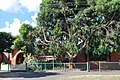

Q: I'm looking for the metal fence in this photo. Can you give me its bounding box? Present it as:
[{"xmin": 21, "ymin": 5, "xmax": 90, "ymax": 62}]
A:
[
  {"xmin": 99, "ymin": 62, "xmax": 120, "ymax": 72},
  {"xmin": 27, "ymin": 62, "xmax": 88, "ymax": 72},
  {"xmin": 1, "ymin": 62, "xmax": 120, "ymax": 72}
]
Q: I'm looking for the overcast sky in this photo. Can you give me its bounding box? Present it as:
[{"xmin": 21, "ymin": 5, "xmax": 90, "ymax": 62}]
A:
[{"xmin": 0, "ymin": 0, "xmax": 42, "ymax": 36}]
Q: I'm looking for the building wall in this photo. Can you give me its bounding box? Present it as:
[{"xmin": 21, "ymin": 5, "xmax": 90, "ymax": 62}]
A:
[
  {"xmin": 73, "ymin": 54, "xmax": 86, "ymax": 62},
  {"xmin": 12, "ymin": 48, "xmax": 18, "ymax": 58},
  {"xmin": 0, "ymin": 54, "xmax": 2, "ymax": 62},
  {"xmin": 110, "ymin": 52, "xmax": 120, "ymax": 62},
  {"xmin": 73, "ymin": 52, "xmax": 120, "ymax": 70}
]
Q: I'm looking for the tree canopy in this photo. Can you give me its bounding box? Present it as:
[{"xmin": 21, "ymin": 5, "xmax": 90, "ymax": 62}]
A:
[
  {"xmin": 35, "ymin": 0, "xmax": 120, "ymax": 61},
  {"xmin": 0, "ymin": 32, "xmax": 14, "ymax": 53},
  {"xmin": 14, "ymin": 23, "xmax": 35, "ymax": 54}
]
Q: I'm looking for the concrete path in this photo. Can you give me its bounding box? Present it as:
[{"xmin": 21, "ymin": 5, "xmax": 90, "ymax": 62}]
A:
[{"xmin": 0, "ymin": 71, "xmax": 120, "ymax": 80}]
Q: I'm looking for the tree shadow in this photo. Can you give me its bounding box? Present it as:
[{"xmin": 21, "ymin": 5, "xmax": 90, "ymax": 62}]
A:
[{"xmin": 0, "ymin": 71, "xmax": 61, "ymax": 78}]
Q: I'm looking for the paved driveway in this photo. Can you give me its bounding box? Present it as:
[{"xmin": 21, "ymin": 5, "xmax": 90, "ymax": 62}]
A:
[{"xmin": 0, "ymin": 71, "xmax": 120, "ymax": 80}]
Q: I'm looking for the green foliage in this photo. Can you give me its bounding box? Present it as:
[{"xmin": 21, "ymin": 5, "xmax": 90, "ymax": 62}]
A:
[
  {"xmin": 0, "ymin": 32, "xmax": 14, "ymax": 53},
  {"xmin": 14, "ymin": 23, "xmax": 35, "ymax": 54},
  {"xmin": 36, "ymin": 0, "xmax": 88, "ymax": 58},
  {"xmin": 19, "ymin": 23, "xmax": 34, "ymax": 39},
  {"xmin": 14, "ymin": 36, "xmax": 24, "ymax": 50},
  {"xmin": 79, "ymin": 0, "xmax": 120, "ymax": 58},
  {"xmin": 35, "ymin": 0, "xmax": 120, "ymax": 61}
]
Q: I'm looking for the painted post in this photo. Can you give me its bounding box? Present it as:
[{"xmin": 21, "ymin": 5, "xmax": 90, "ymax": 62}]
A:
[
  {"xmin": 53, "ymin": 61, "xmax": 54, "ymax": 70},
  {"xmin": 87, "ymin": 62, "xmax": 88, "ymax": 72},
  {"xmin": 45, "ymin": 63, "xmax": 46, "ymax": 71},
  {"xmin": 87, "ymin": 62, "xmax": 90, "ymax": 72},
  {"xmin": 63, "ymin": 63, "xmax": 65, "ymax": 71},
  {"xmin": 99, "ymin": 61, "xmax": 101, "ymax": 72}
]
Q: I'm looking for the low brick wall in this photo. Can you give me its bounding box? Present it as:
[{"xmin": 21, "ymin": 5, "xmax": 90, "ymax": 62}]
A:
[
  {"xmin": 111, "ymin": 52, "xmax": 120, "ymax": 62},
  {"xmin": 100, "ymin": 62, "xmax": 120, "ymax": 70},
  {"xmin": 90, "ymin": 61, "xmax": 99, "ymax": 69}
]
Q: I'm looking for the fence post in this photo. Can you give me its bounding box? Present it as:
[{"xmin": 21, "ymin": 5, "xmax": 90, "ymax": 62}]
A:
[
  {"xmin": 41, "ymin": 63, "xmax": 42, "ymax": 71},
  {"xmin": 99, "ymin": 61, "xmax": 101, "ymax": 72},
  {"xmin": 26, "ymin": 63, "xmax": 27, "ymax": 71},
  {"xmin": 45, "ymin": 63, "xmax": 46, "ymax": 71},
  {"xmin": 64, "ymin": 63, "xmax": 66, "ymax": 71},
  {"xmin": 8, "ymin": 63, "xmax": 9, "ymax": 72},
  {"xmin": 87, "ymin": 62, "xmax": 90, "ymax": 72},
  {"xmin": 53, "ymin": 62, "xmax": 54, "ymax": 70}
]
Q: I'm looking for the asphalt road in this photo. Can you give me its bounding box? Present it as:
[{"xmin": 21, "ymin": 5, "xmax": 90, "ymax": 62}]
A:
[{"xmin": 0, "ymin": 71, "xmax": 120, "ymax": 80}]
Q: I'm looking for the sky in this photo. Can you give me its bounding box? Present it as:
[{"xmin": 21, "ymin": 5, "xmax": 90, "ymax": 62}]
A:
[{"xmin": 0, "ymin": 0, "xmax": 42, "ymax": 36}]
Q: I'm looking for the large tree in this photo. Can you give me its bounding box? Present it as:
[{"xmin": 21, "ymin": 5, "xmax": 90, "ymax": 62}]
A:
[
  {"xmin": 35, "ymin": 0, "xmax": 120, "ymax": 62},
  {"xmin": 36, "ymin": 0, "xmax": 89, "ymax": 62},
  {"xmin": 0, "ymin": 32, "xmax": 14, "ymax": 53}
]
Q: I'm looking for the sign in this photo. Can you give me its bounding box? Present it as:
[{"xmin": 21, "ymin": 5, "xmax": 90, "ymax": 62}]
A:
[{"xmin": 38, "ymin": 56, "xmax": 56, "ymax": 60}]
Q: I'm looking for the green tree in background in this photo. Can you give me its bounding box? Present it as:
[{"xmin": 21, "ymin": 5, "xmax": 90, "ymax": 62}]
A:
[
  {"xmin": 14, "ymin": 23, "xmax": 35, "ymax": 54},
  {"xmin": 0, "ymin": 32, "xmax": 14, "ymax": 53}
]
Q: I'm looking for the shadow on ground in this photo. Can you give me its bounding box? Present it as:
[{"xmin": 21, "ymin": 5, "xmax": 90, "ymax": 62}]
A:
[{"xmin": 0, "ymin": 71, "xmax": 60, "ymax": 78}]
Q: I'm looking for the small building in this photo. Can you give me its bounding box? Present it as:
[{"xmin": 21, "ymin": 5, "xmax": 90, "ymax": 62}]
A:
[{"xmin": 0, "ymin": 48, "xmax": 25, "ymax": 65}]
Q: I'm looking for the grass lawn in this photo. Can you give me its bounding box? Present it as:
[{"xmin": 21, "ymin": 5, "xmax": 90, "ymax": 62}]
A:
[{"xmin": 57, "ymin": 75, "xmax": 120, "ymax": 80}]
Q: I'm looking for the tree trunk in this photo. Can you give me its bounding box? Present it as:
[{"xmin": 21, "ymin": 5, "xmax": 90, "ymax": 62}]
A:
[{"xmin": 68, "ymin": 57, "xmax": 73, "ymax": 69}]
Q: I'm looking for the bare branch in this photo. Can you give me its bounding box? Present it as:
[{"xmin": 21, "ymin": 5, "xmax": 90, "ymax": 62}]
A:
[
  {"xmin": 42, "ymin": 30, "xmax": 52, "ymax": 43},
  {"xmin": 59, "ymin": 45, "xmax": 72, "ymax": 57},
  {"xmin": 61, "ymin": 31, "xmax": 69, "ymax": 35},
  {"xmin": 41, "ymin": 26, "xmax": 53, "ymax": 43},
  {"xmin": 105, "ymin": 12, "xmax": 116, "ymax": 27},
  {"xmin": 79, "ymin": 39, "xmax": 89, "ymax": 51},
  {"xmin": 79, "ymin": 29, "xmax": 96, "ymax": 51},
  {"xmin": 66, "ymin": 51, "xmax": 72, "ymax": 57},
  {"xmin": 73, "ymin": 54, "xmax": 77, "ymax": 58},
  {"xmin": 39, "ymin": 38, "xmax": 49, "ymax": 45}
]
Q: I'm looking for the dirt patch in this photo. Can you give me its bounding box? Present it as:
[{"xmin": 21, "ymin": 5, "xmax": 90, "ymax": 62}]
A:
[{"xmin": 57, "ymin": 75, "xmax": 120, "ymax": 80}]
